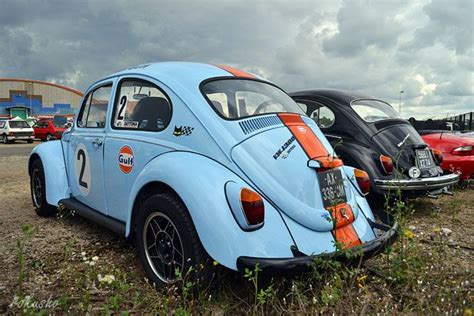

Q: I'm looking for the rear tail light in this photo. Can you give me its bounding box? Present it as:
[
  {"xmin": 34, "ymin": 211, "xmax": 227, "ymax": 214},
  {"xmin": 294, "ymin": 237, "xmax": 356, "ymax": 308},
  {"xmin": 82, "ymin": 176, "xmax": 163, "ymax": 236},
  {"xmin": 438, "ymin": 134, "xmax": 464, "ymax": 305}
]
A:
[
  {"xmin": 431, "ymin": 148, "xmax": 443, "ymax": 163},
  {"xmin": 452, "ymin": 145, "xmax": 472, "ymax": 156},
  {"xmin": 240, "ymin": 188, "xmax": 264, "ymax": 225},
  {"xmin": 379, "ymin": 155, "xmax": 393, "ymax": 174},
  {"xmin": 354, "ymin": 169, "xmax": 370, "ymax": 196}
]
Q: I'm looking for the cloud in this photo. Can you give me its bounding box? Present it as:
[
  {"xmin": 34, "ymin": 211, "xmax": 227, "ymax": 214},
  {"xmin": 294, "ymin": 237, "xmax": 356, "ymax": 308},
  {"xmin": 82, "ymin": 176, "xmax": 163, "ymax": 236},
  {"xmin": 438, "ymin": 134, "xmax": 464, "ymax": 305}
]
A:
[{"xmin": 0, "ymin": 0, "xmax": 472, "ymax": 119}]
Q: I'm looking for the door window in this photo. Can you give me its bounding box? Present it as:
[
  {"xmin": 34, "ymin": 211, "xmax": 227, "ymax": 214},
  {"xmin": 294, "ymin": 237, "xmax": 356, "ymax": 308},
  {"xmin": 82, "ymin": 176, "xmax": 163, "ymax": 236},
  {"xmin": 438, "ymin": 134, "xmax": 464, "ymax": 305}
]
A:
[
  {"xmin": 112, "ymin": 79, "xmax": 172, "ymax": 131},
  {"xmin": 77, "ymin": 85, "xmax": 112, "ymax": 128}
]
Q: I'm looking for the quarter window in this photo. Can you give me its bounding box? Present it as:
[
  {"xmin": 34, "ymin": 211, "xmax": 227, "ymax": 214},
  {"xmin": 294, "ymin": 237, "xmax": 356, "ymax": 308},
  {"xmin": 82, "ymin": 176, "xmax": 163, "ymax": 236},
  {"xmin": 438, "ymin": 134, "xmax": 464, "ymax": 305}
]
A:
[
  {"xmin": 77, "ymin": 85, "xmax": 112, "ymax": 128},
  {"xmin": 309, "ymin": 106, "xmax": 335, "ymax": 129},
  {"xmin": 296, "ymin": 100, "xmax": 336, "ymax": 129},
  {"xmin": 113, "ymin": 80, "xmax": 172, "ymax": 131},
  {"xmin": 0, "ymin": 121, "xmax": 5, "ymax": 128}
]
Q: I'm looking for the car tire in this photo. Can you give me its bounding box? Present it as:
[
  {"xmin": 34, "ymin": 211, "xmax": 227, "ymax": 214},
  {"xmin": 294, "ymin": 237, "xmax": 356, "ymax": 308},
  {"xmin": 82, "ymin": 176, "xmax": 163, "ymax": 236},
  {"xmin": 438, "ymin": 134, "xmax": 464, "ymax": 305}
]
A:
[
  {"xmin": 30, "ymin": 159, "xmax": 56, "ymax": 217},
  {"xmin": 2, "ymin": 134, "xmax": 10, "ymax": 144},
  {"xmin": 27, "ymin": 139, "xmax": 34, "ymax": 143},
  {"xmin": 136, "ymin": 193, "xmax": 212, "ymax": 289},
  {"xmin": 46, "ymin": 133, "xmax": 52, "ymax": 141}
]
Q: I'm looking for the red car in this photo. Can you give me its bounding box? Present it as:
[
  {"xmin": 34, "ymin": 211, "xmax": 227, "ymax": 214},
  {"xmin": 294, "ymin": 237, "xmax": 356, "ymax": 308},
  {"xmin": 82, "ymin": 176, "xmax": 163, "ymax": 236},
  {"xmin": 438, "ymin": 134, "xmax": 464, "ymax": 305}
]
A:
[
  {"xmin": 421, "ymin": 131, "xmax": 474, "ymax": 180},
  {"xmin": 33, "ymin": 117, "xmax": 67, "ymax": 141}
]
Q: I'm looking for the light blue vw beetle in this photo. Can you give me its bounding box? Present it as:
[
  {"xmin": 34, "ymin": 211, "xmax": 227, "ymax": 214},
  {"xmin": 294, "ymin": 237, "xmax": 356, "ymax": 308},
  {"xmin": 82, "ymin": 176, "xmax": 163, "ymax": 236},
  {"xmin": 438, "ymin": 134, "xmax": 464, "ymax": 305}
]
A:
[{"xmin": 28, "ymin": 62, "xmax": 397, "ymax": 287}]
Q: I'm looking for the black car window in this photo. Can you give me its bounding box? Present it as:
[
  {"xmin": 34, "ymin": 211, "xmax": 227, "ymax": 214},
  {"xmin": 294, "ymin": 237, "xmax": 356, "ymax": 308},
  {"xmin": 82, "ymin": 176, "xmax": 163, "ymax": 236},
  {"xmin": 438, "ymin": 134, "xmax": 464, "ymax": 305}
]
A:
[
  {"xmin": 351, "ymin": 99, "xmax": 401, "ymax": 123},
  {"xmin": 295, "ymin": 99, "xmax": 335, "ymax": 129},
  {"xmin": 112, "ymin": 79, "xmax": 172, "ymax": 131},
  {"xmin": 77, "ymin": 84, "xmax": 112, "ymax": 128}
]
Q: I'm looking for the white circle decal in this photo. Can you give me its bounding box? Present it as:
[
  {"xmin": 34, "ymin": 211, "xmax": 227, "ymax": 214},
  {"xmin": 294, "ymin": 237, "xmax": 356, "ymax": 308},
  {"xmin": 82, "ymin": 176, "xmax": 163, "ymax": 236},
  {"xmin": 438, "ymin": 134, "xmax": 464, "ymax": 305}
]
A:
[{"xmin": 74, "ymin": 143, "xmax": 91, "ymax": 196}]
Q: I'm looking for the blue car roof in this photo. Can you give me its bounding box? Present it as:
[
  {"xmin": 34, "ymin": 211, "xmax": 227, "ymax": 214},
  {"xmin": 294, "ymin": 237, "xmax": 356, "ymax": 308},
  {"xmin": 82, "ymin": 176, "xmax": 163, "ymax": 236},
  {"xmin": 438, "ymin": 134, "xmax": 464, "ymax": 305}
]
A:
[{"xmin": 90, "ymin": 62, "xmax": 255, "ymax": 93}]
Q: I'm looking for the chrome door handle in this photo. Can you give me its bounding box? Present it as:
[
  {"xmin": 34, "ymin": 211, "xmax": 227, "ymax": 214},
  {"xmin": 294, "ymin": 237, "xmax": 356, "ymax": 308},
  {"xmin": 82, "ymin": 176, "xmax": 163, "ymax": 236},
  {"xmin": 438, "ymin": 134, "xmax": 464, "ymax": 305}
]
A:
[{"xmin": 92, "ymin": 138, "xmax": 103, "ymax": 147}]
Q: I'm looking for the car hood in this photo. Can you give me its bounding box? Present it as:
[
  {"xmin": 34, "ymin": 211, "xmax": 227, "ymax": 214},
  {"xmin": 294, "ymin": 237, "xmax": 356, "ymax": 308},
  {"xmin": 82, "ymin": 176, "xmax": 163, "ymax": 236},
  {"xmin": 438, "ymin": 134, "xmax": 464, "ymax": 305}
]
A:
[{"xmin": 231, "ymin": 114, "xmax": 359, "ymax": 233}]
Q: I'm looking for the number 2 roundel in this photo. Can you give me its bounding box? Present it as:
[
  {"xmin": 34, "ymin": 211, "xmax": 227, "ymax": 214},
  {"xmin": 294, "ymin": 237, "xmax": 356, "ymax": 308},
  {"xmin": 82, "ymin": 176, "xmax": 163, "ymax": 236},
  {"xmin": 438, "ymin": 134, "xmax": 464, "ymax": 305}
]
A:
[
  {"xmin": 118, "ymin": 145, "xmax": 134, "ymax": 174},
  {"xmin": 74, "ymin": 143, "xmax": 91, "ymax": 196}
]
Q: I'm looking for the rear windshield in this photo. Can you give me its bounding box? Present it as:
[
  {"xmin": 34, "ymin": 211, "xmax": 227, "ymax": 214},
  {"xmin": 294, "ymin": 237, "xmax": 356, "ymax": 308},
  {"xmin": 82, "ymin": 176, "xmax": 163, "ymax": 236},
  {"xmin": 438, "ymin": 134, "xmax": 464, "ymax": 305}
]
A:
[
  {"xmin": 9, "ymin": 121, "xmax": 30, "ymax": 128},
  {"xmin": 201, "ymin": 79, "xmax": 305, "ymax": 119},
  {"xmin": 351, "ymin": 99, "xmax": 401, "ymax": 123}
]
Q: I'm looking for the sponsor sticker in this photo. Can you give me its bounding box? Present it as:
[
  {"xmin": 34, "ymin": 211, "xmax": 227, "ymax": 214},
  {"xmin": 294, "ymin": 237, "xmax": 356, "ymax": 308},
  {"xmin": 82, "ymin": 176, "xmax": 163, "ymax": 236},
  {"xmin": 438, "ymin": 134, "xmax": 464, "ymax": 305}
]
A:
[{"xmin": 118, "ymin": 145, "xmax": 134, "ymax": 174}]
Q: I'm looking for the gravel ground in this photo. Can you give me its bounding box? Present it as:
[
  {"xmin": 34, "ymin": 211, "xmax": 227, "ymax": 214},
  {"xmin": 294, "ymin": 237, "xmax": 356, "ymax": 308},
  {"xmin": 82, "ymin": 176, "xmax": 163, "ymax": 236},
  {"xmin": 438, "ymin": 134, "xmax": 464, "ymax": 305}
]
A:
[{"xmin": 0, "ymin": 155, "xmax": 472, "ymax": 314}]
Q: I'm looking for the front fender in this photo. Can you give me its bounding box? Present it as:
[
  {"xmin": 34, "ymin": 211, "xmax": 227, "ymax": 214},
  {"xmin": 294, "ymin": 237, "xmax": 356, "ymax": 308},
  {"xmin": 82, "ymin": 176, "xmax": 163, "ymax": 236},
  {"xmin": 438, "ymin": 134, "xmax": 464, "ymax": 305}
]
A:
[
  {"xmin": 126, "ymin": 151, "xmax": 295, "ymax": 270},
  {"xmin": 29, "ymin": 141, "xmax": 69, "ymax": 206}
]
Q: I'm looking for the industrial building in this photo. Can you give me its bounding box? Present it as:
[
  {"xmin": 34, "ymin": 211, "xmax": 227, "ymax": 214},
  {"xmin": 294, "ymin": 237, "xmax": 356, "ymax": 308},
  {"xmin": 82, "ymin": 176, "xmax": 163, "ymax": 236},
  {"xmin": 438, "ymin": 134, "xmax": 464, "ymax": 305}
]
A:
[{"xmin": 0, "ymin": 78, "xmax": 83, "ymax": 120}]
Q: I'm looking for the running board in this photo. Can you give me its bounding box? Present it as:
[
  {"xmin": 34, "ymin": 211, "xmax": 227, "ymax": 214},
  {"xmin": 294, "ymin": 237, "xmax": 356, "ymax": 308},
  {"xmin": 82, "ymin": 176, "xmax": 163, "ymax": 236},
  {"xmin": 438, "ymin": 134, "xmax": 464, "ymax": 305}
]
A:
[{"xmin": 58, "ymin": 198, "xmax": 126, "ymax": 236}]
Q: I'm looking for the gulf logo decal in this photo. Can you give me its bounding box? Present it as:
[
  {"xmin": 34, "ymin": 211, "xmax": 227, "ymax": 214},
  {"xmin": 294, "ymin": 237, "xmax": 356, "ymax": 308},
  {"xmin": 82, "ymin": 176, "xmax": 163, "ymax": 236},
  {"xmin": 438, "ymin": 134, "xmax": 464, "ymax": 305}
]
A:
[{"xmin": 118, "ymin": 145, "xmax": 134, "ymax": 174}]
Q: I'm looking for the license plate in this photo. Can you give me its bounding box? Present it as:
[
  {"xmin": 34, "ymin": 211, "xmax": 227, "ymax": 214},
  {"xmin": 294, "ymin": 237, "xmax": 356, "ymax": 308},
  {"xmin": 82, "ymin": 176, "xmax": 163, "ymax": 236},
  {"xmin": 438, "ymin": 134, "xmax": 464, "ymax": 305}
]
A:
[
  {"xmin": 416, "ymin": 149, "xmax": 433, "ymax": 169},
  {"xmin": 317, "ymin": 169, "xmax": 347, "ymax": 208}
]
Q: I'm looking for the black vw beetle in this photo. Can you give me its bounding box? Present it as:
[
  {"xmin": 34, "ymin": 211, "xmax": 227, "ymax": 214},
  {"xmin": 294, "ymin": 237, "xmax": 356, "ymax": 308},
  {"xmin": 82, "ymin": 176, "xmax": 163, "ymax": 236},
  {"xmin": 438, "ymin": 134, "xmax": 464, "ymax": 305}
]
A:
[{"xmin": 290, "ymin": 90, "xmax": 459, "ymax": 199}]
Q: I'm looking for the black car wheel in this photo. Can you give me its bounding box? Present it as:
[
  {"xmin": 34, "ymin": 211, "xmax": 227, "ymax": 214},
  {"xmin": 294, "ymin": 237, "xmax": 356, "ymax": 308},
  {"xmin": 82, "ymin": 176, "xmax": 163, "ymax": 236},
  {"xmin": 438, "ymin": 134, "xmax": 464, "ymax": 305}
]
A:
[
  {"xmin": 46, "ymin": 133, "xmax": 53, "ymax": 141},
  {"xmin": 27, "ymin": 139, "xmax": 34, "ymax": 143},
  {"xmin": 2, "ymin": 134, "xmax": 9, "ymax": 144},
  {"xmin": 136, "ymin": 193, "xmax": 212, "ymax": 288},
  {"xmin": 30, "ymin": 159, "xmax": 56, "ymax": 216}
]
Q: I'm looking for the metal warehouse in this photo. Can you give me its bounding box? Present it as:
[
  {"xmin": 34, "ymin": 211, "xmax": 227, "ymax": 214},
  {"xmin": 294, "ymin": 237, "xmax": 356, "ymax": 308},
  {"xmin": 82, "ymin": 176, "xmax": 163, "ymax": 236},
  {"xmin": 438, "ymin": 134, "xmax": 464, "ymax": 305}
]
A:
[{"xmin": 0, "ymin": 78, "xmax": 83, "ymax": 120}]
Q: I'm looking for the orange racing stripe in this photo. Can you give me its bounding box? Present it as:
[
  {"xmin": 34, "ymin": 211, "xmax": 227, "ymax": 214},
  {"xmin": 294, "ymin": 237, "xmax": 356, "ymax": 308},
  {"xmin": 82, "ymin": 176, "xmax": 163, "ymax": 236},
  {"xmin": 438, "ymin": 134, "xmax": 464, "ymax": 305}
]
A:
[
  {"xmin": 278, "ymin": 113, "xmax": 361, "ymax": 249},
  {"xmin": 217, "ymin": 65, "xmax": 255, "ymax": 78}
]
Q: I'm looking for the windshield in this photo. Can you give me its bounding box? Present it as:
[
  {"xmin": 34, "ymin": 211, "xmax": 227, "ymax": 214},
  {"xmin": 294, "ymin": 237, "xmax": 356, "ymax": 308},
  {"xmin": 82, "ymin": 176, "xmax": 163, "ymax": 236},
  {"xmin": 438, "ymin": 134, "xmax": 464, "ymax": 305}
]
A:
[
  {"xmin": 9, "ymin": 121, "xmax": 30, "ymax": 128},
  {"xmin": 201, "ymin": 79, "xmax": 305, "ymax": 119},
  {"xmin": 351, "ymin": 99, "xmax": 401, "ymax": 123}
]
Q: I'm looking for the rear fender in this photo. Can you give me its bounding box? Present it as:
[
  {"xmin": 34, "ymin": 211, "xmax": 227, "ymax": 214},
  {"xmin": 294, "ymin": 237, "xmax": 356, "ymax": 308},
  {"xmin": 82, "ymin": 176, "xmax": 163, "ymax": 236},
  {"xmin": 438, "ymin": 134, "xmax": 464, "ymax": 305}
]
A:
[
  {"xmin": 28, "ymin": 141, "xmax": 69, "ymax": 206},
  {"xmin": 127, "ymin": 151, "xmax": 295, "ymax": 270}
]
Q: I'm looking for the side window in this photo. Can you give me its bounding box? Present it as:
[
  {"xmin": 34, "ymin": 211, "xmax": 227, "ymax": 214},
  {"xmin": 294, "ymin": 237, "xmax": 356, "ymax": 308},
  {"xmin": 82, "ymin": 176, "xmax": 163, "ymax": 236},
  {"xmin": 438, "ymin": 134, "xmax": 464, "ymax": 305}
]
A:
[
  {"xmin": 77, "ymin": 85, "xmax": 112, "ymax": 128},
  {"xmin": 296, "ymin": 100, "xmax": 336, "ymax": 129},
  {"xmin": 0, "ymin": 121, "xmax": 5, "ymax": 128},
  {"xmin": 113, "ymin": 79, "xmax": 172, "ymax": 131}
]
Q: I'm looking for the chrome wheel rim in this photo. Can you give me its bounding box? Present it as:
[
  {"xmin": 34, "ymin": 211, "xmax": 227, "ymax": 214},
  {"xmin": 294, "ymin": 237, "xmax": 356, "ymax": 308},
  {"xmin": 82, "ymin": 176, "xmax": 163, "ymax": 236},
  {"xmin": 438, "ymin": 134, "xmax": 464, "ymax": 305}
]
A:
[
  {"xmin": 32, "ymin": 169, "xmax": 42, "ymax": 207},
  {"xmin": 2, "ymin": 135, "xmax": 7, "ymax": 143},
  {"xmin": 143, "ymin": 212, "xmax": 184, "ymax": 283},
  {"xmin": 46, "ymin": 134, "xmax": 52, "ymax": 141}
]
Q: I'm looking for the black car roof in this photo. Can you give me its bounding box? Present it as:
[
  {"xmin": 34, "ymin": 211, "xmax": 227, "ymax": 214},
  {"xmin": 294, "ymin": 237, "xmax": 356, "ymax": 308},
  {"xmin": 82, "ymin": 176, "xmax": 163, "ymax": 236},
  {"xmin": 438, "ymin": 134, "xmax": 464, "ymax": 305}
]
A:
[{"xmin": 289, "ymin": 89, "xmax": 374, "ymax": 106}]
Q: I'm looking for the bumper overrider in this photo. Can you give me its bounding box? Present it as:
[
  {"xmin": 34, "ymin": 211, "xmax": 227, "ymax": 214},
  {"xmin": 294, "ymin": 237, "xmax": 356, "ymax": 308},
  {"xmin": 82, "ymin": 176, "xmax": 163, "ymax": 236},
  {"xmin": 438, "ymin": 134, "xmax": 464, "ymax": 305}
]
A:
[
  {"xmin": 374, "ymin": 172, "xmax": 459, "ymax": 191},
  {"xmin": 236, "ymin": 214, "xmax": 398, "ymax": 273}
]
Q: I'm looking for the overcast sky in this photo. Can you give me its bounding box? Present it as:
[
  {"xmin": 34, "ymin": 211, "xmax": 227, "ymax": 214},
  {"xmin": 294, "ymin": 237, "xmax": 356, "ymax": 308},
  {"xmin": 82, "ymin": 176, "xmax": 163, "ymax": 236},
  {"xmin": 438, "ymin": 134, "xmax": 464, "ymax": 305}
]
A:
[{"xmin": 0, "ymin": 0, "xmax": 472, "ymax": 119}]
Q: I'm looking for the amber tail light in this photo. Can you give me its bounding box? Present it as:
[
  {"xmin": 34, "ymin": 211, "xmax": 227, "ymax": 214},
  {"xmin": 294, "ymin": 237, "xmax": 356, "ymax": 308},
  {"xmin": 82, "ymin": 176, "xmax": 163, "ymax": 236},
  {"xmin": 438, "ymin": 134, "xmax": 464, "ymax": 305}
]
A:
[
  {"xmin": 379, "ymin": 155, "xmax": 394, "ymax": 174},
  {"xmin": 240, "ymin": 188, "xmax": 264, "ymax": 225},
  {"xmin": 431, "ymin": 148, "xmax": 444, "ymax": 163},
  {"xmin": 354, "ymin": 169, "xmax": 370, "ymax": 196},
  {"xmin": 452, "ymin": 145, "xmax": 472, "ymax": 156}
]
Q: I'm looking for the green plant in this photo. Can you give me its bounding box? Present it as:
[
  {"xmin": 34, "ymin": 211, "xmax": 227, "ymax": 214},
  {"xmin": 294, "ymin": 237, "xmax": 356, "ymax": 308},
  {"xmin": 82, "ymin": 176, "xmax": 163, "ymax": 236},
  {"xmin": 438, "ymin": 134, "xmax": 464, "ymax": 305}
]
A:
[
  {"xmin": 16, "ymin": 224, "xmax": 37, "ymax": 294},
  {"xmin": 244, "ymin": 264, "xmax": 274, "ymax": 308}
]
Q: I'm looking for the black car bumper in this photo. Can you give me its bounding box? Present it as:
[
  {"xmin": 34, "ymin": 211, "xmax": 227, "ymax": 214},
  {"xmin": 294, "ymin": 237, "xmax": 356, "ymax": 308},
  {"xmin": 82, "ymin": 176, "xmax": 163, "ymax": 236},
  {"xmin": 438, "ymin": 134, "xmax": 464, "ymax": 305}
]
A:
[
  {"xmin": 236, "ymin": 216, "xmax": 398, "ymax": 273},
  {"xmin": 374, "ymin": 173, "xmax": 459, "ymax": 192}
]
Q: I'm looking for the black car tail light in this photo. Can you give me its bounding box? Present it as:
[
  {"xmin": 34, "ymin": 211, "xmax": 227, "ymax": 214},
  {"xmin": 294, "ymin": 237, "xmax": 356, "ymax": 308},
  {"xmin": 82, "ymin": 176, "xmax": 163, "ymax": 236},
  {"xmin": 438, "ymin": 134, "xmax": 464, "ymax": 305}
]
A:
[
  {"xmin": 431, "ymin": 148, "xmax": 444, "ymax": 163},
  {"xmin": 379, "ymin": 155, "xmax": 394, "ymax": 174}
]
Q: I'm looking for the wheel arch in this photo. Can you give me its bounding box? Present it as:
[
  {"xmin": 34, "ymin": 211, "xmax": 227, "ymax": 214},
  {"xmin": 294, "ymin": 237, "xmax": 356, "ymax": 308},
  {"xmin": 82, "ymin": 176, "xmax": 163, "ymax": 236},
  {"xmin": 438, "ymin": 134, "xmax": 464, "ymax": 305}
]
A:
[
  {"xmin": 28, "ymin": 141, "xmax": 69, "ymax": 206},
  {"xmin": 129, "ymin": 181, "xmax": 183, "ymax": 238}
]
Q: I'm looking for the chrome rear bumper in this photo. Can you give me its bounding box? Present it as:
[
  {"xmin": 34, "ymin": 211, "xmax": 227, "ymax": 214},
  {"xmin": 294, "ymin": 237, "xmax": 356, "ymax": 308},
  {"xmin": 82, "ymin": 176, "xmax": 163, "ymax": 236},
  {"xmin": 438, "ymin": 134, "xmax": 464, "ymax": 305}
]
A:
[{"xmin": 375, "ymin": 173, "xmax": 459, "ymax": 191}]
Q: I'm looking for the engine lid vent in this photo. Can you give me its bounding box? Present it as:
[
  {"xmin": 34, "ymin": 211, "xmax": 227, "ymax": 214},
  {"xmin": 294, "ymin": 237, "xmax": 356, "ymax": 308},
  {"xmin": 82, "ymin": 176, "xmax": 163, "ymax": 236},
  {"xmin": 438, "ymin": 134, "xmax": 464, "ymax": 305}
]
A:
[{"xmin": 239, "ymin": 115, "xmax": 282, "ymax": 135}]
